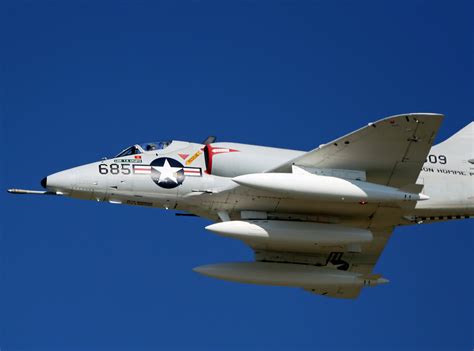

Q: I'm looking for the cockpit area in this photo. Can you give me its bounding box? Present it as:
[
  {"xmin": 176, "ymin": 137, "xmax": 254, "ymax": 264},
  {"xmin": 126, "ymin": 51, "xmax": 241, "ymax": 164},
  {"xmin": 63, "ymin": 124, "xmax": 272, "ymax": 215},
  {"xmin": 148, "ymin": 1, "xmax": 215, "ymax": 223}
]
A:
[{"xmin": 114, "ymin": 141, "xmax": 171, "ymax": 158}]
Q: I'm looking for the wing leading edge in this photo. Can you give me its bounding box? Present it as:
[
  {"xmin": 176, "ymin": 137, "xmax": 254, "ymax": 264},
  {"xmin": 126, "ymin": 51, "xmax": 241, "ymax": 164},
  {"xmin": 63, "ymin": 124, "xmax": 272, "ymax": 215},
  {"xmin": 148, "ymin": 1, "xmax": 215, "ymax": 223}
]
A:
[{"xmin": 270, "ymin": 113, "xmax": 444, "ymax": 188}]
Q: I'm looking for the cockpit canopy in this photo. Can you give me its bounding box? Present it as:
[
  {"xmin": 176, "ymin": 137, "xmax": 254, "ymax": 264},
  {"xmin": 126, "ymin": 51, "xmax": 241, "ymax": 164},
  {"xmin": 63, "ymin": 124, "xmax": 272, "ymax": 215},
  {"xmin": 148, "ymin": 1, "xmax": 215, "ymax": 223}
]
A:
[{"xmin": 114, "ymin": 141, "xmax": 171, "ymax": 158}]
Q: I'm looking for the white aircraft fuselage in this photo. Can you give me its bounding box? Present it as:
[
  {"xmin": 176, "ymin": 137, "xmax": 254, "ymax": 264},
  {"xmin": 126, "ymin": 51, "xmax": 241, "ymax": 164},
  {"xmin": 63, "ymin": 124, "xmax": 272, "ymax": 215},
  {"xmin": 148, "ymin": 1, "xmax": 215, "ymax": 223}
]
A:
[{"xmin": 9, "ymin": 113, "xmax": 474, "ymax": 298}]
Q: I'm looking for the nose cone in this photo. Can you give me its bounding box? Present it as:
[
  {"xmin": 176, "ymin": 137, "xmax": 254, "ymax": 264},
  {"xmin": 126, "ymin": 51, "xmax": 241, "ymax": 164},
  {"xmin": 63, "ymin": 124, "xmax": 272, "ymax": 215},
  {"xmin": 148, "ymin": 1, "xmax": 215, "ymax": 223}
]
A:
[
  {"xmin": 43, "ymin": 162, "xmax": 102, "ymax": 197},
  {"xmin": 45, "ymin": 169, "xmax": 76, "ymax": 193}
]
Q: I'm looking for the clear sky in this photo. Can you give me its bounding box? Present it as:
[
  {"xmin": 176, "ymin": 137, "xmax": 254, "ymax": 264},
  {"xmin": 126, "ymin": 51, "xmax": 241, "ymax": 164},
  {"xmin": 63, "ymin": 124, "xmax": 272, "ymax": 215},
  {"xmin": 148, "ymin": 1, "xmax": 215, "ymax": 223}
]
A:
[{"xmin": 1, "ymin": 1, "xmax": 473, "ymax": 350}]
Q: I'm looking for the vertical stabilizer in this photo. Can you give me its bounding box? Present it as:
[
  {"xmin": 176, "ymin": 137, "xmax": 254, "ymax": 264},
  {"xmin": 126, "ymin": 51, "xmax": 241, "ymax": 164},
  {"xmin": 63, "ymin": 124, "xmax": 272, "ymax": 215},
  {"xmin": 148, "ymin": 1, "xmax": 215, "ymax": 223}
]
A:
[
  {"xmin": 418, "ymin": 121, "xmax": 474, "ymax": 217},
  {"xmin": 431, "ymin": 122, "xmax": 473, "ymax": 156}
]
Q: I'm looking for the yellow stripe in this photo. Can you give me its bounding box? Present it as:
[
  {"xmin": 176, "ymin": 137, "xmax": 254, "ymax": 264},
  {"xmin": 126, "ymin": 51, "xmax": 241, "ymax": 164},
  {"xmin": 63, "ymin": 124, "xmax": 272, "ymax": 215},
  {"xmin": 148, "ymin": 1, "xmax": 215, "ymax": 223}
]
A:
[{"xmin": 185, "ymin": 150, "xmax": 202, "ymax": 165}]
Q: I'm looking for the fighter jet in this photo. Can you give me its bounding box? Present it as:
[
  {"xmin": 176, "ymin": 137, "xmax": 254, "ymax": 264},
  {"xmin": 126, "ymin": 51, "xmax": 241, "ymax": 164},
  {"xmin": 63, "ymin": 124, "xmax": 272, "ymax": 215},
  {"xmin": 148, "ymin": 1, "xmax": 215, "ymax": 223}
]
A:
[{"xmin": 8, "ymin": 113, "xmax": 474, "ymax": 298}]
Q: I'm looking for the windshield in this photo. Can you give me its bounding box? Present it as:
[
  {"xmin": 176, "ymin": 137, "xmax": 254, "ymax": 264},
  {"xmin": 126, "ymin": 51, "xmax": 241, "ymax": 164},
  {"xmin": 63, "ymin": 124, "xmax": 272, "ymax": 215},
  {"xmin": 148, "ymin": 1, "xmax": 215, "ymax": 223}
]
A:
[
  {"xmin": 138, "ymin": 141, "xmax": 171, "ymax": 151},
  {"xmin": 114, "ymin": 141, "xmax": 171, "ymax": 158},
  {"xmin": 114, "ymin": 145, "xmax": 142, "ymax": 158}
]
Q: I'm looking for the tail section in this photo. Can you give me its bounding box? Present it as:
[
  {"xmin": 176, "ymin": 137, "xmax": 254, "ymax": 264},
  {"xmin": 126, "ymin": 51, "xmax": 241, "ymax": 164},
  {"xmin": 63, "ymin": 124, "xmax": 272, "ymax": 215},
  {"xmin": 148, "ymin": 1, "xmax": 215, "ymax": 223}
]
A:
[
  {"xmin": 431, "ymin": 122, "xmax": 473, "ymax": 158},
  {"xmin": 416, "ymin": 121, "xmax": 474, "ymax": 218}
]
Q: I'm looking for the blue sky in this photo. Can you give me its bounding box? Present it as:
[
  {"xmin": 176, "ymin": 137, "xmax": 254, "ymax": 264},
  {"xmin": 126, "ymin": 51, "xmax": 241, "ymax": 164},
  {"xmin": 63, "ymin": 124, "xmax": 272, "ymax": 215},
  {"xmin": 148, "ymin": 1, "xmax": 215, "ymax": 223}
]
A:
[{"xmin": 1, "ymin": 1, "xmax": 473, "ymax": 350}]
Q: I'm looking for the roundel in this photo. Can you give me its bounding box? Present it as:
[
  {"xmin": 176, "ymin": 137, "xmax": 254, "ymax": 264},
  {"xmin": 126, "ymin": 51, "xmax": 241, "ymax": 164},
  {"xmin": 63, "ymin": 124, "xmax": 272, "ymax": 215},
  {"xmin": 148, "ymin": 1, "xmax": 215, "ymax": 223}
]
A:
[{"xmin": 150, "ymin": 157, "xmax": 185, "ymax": 189}]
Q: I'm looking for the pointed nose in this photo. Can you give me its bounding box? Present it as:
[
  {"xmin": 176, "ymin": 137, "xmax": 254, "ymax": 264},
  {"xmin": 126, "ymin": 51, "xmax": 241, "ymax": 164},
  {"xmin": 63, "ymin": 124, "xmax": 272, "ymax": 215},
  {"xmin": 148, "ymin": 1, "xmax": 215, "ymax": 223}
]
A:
[{"xmin": 46, "ymin": 169, "xmax": 76, "ymax": 192}]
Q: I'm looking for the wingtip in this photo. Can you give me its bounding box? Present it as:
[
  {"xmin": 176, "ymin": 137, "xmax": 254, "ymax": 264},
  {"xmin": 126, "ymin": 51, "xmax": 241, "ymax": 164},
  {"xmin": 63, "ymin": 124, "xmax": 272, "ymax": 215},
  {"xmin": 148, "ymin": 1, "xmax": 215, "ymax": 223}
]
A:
[{"xmin": 376, "ymin": 113, "xmax": 445, "ymax": 126}]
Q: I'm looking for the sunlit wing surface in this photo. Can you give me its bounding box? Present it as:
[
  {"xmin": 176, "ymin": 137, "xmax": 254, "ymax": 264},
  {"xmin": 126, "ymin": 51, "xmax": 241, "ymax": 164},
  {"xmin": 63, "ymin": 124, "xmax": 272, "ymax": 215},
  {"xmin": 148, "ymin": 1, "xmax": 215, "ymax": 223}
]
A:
[{"xmin": 271, "ymin": 113, "xmax": 444, "ymax": 188}]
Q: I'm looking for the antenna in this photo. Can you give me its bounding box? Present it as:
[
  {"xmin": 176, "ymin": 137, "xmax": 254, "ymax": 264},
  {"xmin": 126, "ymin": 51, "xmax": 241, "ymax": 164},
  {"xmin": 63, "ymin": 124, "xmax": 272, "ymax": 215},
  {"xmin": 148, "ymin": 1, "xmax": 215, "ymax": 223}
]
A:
[{"xmin": 202, "ymin": 136, "xmax": 216, "ymax": 145}]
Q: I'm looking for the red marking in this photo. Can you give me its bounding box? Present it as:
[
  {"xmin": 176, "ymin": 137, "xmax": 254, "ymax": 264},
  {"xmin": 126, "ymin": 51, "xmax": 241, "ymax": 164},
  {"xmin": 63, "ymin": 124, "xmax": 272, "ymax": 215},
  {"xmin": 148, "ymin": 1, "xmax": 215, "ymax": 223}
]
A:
[
  {"xmin": 390, "ymin": 120, "xmax": 395, "ymax": 124},
  {"xmin": 134, "ymin": 155, "xmax": 142, "ymax": 159},
  {"xmin": 178, "ymin": 153, "xmax": 189, "ymax": 160},
  {"xmin": 184, "ymin": 169, "xmax": 200, "ymax": 173},
  {"xmin": 202, "ymin": 144, "xmax": 240, "ymax": 174}
]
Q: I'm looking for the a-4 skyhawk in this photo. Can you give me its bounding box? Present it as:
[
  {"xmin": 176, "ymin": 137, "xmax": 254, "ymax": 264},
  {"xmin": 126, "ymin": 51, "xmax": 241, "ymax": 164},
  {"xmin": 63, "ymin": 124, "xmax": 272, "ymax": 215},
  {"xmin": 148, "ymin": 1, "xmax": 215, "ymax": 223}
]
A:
[{"xmin": 9, "ymin": 113, "xmax": 474, "ymax": 298}]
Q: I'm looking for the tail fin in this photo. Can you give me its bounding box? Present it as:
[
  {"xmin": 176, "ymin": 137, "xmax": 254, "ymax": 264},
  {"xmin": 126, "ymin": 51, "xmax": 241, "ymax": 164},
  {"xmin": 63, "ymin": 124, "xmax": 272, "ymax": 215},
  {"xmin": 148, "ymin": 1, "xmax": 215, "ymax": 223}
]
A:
[{"xmin": 431, "ymin": 122, "xmax": 473, "ymax": 157}]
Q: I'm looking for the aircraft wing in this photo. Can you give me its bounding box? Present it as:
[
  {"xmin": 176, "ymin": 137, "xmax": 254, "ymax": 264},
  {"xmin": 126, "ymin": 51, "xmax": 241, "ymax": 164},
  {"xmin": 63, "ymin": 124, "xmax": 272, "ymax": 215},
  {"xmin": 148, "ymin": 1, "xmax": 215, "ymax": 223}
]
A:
[
  {"xmin": 255, "ymin": 113, "xmax": 443, "ymax": 298},
  {"xmin": 270, "ymin": 113, "xmax": 444, "ymax": 188},
  {"xmin": 194, "ymin": 113, "xmax": 443, "ymax": 298}
]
